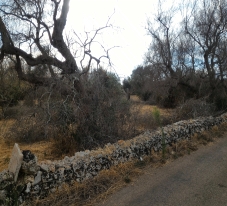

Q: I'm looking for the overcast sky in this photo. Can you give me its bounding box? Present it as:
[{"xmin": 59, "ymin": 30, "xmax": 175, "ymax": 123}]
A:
[{"xmin": 68, "ymin": 0, "xmax": 159, "ymax": 79}]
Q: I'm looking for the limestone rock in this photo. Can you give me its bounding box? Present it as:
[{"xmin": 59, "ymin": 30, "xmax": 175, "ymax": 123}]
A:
[
  {"xmin": 8, "ymin": 143, "xmax": 23, "ymax": 182},
  {"xmin": 32, "ymin": 171, "xmax": 42, "ymax": 186},
  {"xmin": 25, "ymin": 182, "xmax": 31, "ymax": 193}
]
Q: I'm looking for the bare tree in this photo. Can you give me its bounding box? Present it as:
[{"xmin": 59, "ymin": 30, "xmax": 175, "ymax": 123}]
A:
[
  {"xmin": 146, "ymin": 1, "xmax": 179, "ymax": 79},
  {"xmin": 184, "ymin": 0, "xmax": 227, "ymax": 91},
  {"xmin": 143, "ymin": 0, "xmax": 227, "ymax": 107},
  {"xmin": 0, "ymin": 0, "xmax": 114, "ymax": 93},
  {"xmin": 145, "ymin": 1, "xmax": 200, "ymax": 107}
]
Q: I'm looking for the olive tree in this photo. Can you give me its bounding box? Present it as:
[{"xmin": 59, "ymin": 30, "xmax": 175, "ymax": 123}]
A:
[
  {"xmin": 145, "ymin": 1, "xmax": 199, "ymax": 107},
  {"xmin": 183, "ymin": 0, "xmax": 227, "ymax": 110},
  {"xmin": 144, "ymin": 0, "xmax": 227, "ymax": 108},
  {"xmin": 184, "ymin": 0, "xmax": 227, "ymax": 91},
  {"xmin": 0, "ymin": 0, "xmax": 114, "ymax": 93}
]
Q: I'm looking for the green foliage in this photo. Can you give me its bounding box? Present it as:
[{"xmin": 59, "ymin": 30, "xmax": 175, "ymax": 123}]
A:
[
  {"xmin": 0, "ymin": 61, "xmax": 31, "ymax": 118},
  {"xmin": 0, "ymin": 84, "xmax": 25, "ymax": 105},
  {"xmin": 122, "ymin": 78, "xmax": 131, "ymax": 91},
  {"xmin": 0, "ymin": 71, "xmax": 21, "ymax": 105},
  {"xmin": 215, "ymin": 95, "xmax": 227, "ymax": 111},
  {"xmin": 152, "ymin": 107, "xmax": 166, "ymax": 158},
  {"xmin": 138, "ymin": 92, "xmax": 150, "ymax": 102},
  {"xmin": 71, "ymin": 68, "xmax": 129, "ymax": 148},
  {"xmin": 7, "ymin": 68, "xmax": 135, "ymax": 153},
  {"xmin": 4, "ymin": 183, "xmax": 24, "ymax": 206},
  {"xmin": 152, "ymin": 107, "xmax": 161, "ymax": 126},
  {"xmin": 129, "ymin": 65, "xmax": 154, "ymax": 101}
]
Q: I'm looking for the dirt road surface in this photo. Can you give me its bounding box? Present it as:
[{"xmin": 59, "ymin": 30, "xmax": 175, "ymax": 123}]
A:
[{"xmin": 97, "ymin": 137, "xmax": 227, "ymax": 206}]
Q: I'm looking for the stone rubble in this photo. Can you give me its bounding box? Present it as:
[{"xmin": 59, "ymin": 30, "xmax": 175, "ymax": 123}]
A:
[{"xmin": 0, "ymin": 113, "xmax": 227, "ymax": 205}]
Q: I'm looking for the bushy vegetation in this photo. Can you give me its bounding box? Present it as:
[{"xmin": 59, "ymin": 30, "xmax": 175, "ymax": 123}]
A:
[
  {"xmin": 1, "ymin": 0, "xmax": 227, "ymax": 158},
  {"xmin": 4, "ymin": 68, "xmax": 140, "ymax": 154},
  {"xmin": 125, "ymin": 63, "xmax": 227, "ymax": 112},
  {"xmin": 0, "ymin": 61, "xmax": 31, "ymax": 119},
  {"xmin": 123, "ymin": 0, "xmax": 227, "ymax": 111}
]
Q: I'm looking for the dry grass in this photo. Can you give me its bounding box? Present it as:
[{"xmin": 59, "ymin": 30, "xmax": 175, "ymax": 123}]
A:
[
  {"xmin": 129, "ymin": 95, "xmax": 174, "ymax": 131},
  {"xmin": 31, "ymin": 161, "xmax": 143, "ymax": 206},
  {"xmin": 0, "ymin": 119, "xmax": 64, "ymax": 171},
  {"xmin": 0, "ymin": 95, "xmax": 173, "ymax": 171},
  {"xmin": 130, "ymin": 95, "xmax": 173, "ymax": 117},
  {"xmin": 32, "ymin": 122, "xmax": 227, "ymax": 206},
  {"xmin": 1, "ymin": 96, "xmax": 227, "ymax": 206},
  {"xmin": 129, "ymin": 95, "xmax": 141, "ymax": 102},
  {"xmin": 0, "ymin": 119, "xmax": 15, "ymax": 171}
]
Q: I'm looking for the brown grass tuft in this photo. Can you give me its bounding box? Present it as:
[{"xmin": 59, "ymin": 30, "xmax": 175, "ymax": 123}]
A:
[
  {"xmin": 0, "ymin": 119, "xmax": 66, "ymax": 170},
  {"xmin": 34, "ymin": 162, "xmax": 142, "ymax": 206}
]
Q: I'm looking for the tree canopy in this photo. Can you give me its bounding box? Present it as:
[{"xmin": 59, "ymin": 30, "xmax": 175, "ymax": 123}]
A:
[{"xmin": 0, "ymin": 0, "xmax": 113, "ymax": 91}]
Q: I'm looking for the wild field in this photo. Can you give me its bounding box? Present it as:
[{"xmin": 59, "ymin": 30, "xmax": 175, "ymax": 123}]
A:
[
  {"xmin": 0, "ymin": 119, "xmax": 55, "ymax": 171},
  {"xmin": 0, "ymin": 95, "xmax": 174, "ymax": 171},
  {"xmin": 1, "ymin": 95, "xmax": 227, "ymax": 206}
]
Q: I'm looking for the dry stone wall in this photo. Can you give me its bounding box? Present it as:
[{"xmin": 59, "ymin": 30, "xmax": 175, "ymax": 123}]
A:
[{"xmin": 1, "ymin": 113, "xmax": 227, "ymax": 205}]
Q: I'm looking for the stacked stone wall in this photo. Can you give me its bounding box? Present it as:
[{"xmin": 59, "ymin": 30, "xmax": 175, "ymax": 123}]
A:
[{"xmin": 1, "ymin": 113, "xmax": 227, "ymax": 205}]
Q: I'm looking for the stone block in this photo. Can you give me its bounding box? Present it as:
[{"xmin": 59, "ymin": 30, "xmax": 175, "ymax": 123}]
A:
[{"xmin": 8, "ymin": 143, "xmax": 23, "ymax": 182}]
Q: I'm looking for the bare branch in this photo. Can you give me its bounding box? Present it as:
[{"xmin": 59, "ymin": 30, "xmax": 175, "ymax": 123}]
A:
[{"xmin": 0, "ymin": 0, "xmax": 118, "ymax": 93}]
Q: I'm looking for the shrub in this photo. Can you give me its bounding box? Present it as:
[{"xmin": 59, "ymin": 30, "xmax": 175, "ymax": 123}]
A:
[
  {"xmin": 0, "ymin": 62, "xmax": 31, "ymax": 118},
  {"xmin": 6, "ymin": 69, "xmax": 136, "ymax": 154},
  {"xmin": 5, "ymin": 107, "xmax": 47, "ymax": 143},
  {"xmin": 215, "ymin": 95, "xmax": 227, "ymax": 111},
  {"xmin": 174, "ymin": 98, "xmax": 215, "ymax": 120},
  {"xmin": 152, "ymin": 107, "xmax": 161, "ymax": 126}
]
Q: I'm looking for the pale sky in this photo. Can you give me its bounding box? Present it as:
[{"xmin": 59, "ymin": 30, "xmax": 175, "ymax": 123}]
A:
[{"xmin": 68, "ymin": 0, "xmax": 158, "ymax": 79}]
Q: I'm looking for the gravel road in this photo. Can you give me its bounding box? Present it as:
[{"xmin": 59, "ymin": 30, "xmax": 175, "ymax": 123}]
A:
[{"xmin": 97, "ymin": 137, "xmax": 227, "ymax": 206}]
